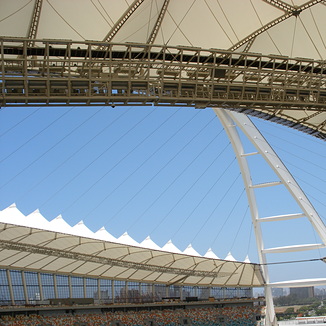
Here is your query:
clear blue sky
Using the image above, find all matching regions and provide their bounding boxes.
[0,105,325,284]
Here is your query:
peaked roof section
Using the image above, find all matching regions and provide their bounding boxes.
[94,227,117,242]
[48,214,73,233]
[0,204,264,287]
[140,236,162,250]
[183,244,202,257]
[204,248,220,259]
[162,240,182,254]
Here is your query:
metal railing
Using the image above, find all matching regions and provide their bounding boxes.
[1,38,325,110]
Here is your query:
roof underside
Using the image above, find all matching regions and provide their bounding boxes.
[0,204,264,287]
[0,0,326,139]
[2,0,326,58]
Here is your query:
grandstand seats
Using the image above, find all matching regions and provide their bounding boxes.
[0,305,262,326]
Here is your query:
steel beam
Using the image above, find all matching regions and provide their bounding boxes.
[0,38,326,139]
[229,0,323,52]
[262,0,294,12]
[101,0,145,44]
[147,0,171,44]
[27,0,43,47]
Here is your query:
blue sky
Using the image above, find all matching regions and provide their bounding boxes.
[0,105,325,284]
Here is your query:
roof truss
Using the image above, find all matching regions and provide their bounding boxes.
[262,0,295,12]
[230,0,324,52]
[27,0,43,47]
[102,0,145,43]
[147,0,170,44]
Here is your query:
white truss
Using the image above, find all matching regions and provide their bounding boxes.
[214,108,326,325]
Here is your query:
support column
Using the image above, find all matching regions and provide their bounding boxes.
[112,280,115,304]
[97,279,101,302]
[68,275,72,298]
[83,278,86,299]
[21,271,28,305]
[53,275,58,299]
[6,270,14,306]
[152,284,155,302]
[125,281,128,303]
[37,272,43,302]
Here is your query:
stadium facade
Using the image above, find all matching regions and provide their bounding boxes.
[0,268,254,306]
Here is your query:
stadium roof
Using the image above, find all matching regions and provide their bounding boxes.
[0,204,264,287]
[0,0,325,139]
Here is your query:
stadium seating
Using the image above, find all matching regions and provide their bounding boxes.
[0,305,262,326]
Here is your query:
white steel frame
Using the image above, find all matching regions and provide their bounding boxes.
[215,108,326,326]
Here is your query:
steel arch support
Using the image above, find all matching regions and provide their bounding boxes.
[216,109,326,244]
[215,107,326,325]
[214,108,277,326]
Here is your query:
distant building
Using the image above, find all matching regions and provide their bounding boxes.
[314,287,326,298]
[272,288,284,298]
[290,287,314,299]
[94,290,109,300]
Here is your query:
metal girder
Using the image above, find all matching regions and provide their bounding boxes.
[101,0,145,45]
[242,37,256,53]
[147,0,170,44]
[229,12,292,52]
[298,111,323,123]
[262,0,295,12]
[300,0,326,11]
[1,39,326,139]
[27,0,43,47]
[229,0,323,52]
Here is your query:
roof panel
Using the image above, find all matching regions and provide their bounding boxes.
[69,261,105,274]
[44,235,81,250]
[0,249,23,263]
[25,255,61,270]
[41,257,77,270]
[0,0,34,38]
[2,251,33,266]
[86,265,113,277]
[112,0,161,44]
[0,220,263,286]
